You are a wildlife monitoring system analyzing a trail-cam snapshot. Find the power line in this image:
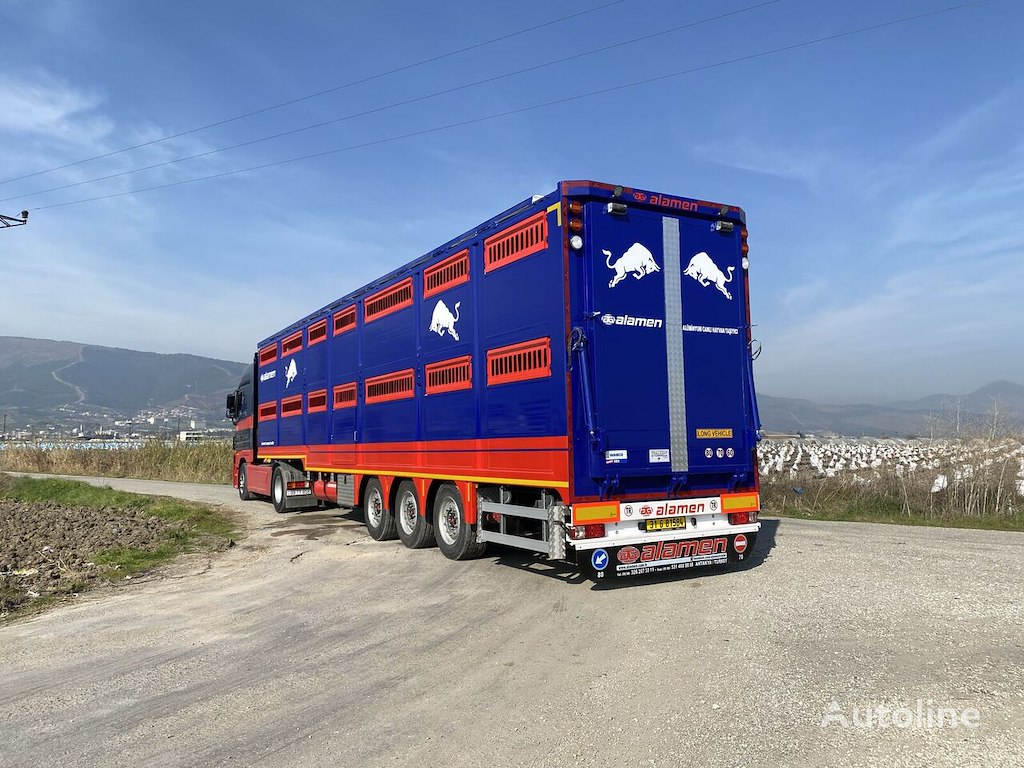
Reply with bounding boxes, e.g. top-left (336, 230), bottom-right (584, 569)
top-left (0, 0), bottom-right (628, 187)
top-left (2, 1), bottom-right (782, 204)
top-left (31, 1), bottom-right (987, 213)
